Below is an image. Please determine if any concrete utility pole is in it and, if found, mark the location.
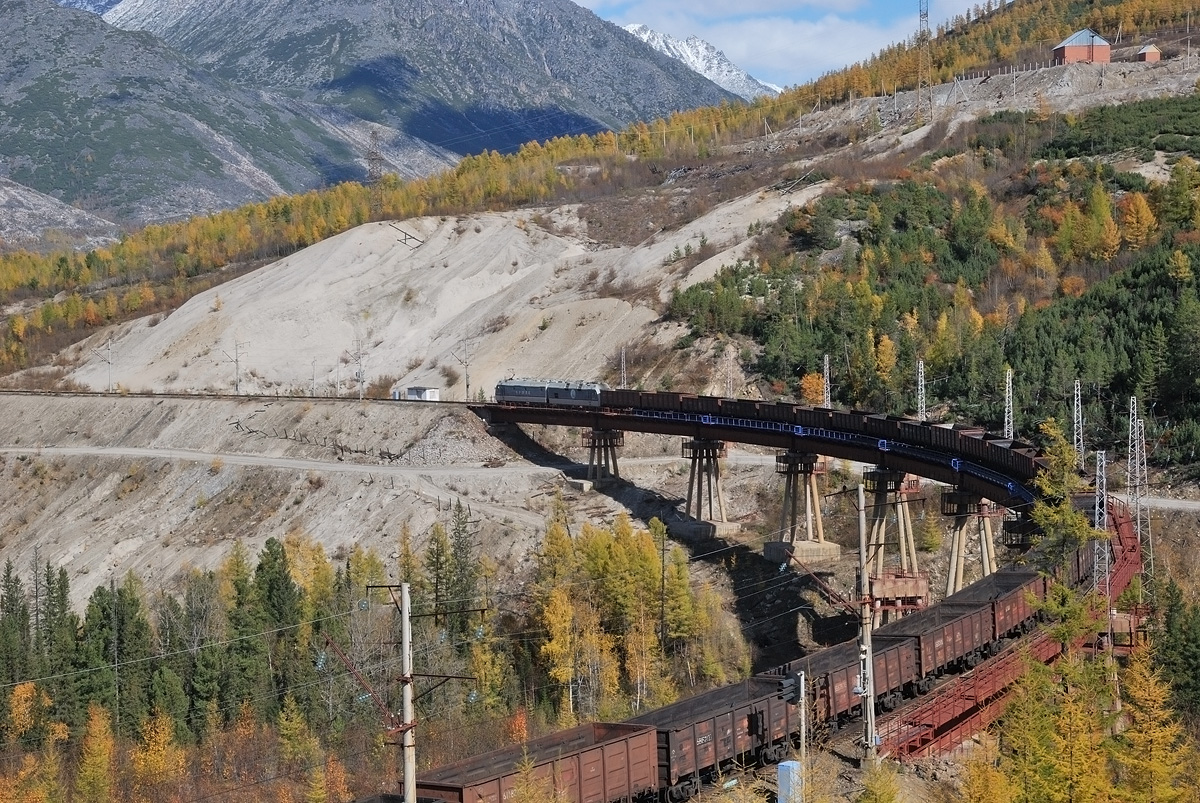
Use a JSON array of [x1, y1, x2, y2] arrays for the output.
[[799, 670, 808, 802], [91, 341, 114, 393], [401, 583, 415, 803], [857, 484, 878, 766], [221, 341, 248, 395], [450, 351, 470, 401]]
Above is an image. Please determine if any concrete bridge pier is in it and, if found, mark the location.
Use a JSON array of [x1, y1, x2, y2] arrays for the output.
[[941, 491, 999, 596], [776, 450, 824, 544], [583, 429, 623, 482], [863, 468, 927, 626], [682, 438, 728, 523]]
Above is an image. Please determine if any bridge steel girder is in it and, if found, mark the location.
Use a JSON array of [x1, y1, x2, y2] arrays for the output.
[[476, 405, 1027, 507]]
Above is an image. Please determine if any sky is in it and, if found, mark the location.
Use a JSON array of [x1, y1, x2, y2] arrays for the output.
[[574, 1, 983, 89]]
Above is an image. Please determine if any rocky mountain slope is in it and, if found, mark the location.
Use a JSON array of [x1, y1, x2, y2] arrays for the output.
[[2, 0, 457, 224], [101, 0, 739, 154], [54, 0, 117, 11], [0, 178, 119, 249], [624, 23, 780, 100], [62, 188, 806, 397]]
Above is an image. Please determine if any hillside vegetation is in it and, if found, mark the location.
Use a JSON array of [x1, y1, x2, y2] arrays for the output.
[[0, 505, 751, 802]]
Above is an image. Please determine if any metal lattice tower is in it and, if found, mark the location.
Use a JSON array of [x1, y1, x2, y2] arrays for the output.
[[1003, 368, 1014, 440], [1093, 451, 1109, 599], [1073, 379, 1084, 468], [620, 347, 627, 389], [1128, 397, 1153, 594], [917, 359, 927, 421], [918, 0, 934, 123], [726, 348, 734, 398], [823, 353, 831, 408], [366, 129, 385, 219]]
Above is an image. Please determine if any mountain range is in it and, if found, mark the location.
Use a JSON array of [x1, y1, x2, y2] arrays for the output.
[[100, 0, 737, 154], [1, 0, 743, 235], [1, 0, 456, 226], [624, 23, 780, 101]]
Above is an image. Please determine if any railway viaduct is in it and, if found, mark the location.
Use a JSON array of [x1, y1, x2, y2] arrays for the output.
[[475, 400, 1039, 504], [474, 394, 1142, 761]]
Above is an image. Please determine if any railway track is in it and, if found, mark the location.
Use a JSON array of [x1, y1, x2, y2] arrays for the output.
[[0, 386, 470, 408]]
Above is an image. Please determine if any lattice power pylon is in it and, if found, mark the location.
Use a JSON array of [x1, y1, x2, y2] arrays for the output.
[[917, 0, 934, 123], [1003, 368, 1014, 440], [1093, 451, 1110, 600], [1128, 399, 1152, 593], [823, 353, 832, 408], [917, 359, 927, 422], [367, 129, 385, 220], [1074, 379, 1084, 469]]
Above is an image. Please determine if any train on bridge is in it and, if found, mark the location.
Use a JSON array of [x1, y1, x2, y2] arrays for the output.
[[492, 379, 1048, 504]]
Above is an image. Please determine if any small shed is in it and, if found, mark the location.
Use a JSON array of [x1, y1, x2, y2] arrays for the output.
[[1137, 44, 1162, 62], [1053, 28, 1111, 65], [391, 386, 440, 401]]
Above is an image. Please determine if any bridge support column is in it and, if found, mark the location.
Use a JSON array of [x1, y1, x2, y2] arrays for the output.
[[941, 491, 1000, 595], [683, 439, 727, 523], [776, 451, 823, 543], [864, 468, 927, 626], [583, 429, 623, 482]]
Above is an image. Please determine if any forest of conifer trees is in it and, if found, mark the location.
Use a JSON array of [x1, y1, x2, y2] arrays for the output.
[[0, 499, 750, 801]]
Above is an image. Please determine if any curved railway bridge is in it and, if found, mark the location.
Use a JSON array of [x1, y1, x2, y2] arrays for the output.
[[475, 391, 1045, 512]]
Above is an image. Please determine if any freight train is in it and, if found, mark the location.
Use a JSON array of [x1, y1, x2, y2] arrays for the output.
[[415, 511, 1134, 803], [492, 379, 1049, 504]]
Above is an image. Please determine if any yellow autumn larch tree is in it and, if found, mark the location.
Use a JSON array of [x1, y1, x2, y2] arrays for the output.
[[1115, 643, 1190, 803], [74, 703, 115, 803]]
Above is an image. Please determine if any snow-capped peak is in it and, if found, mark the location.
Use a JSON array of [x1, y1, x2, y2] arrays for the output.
[[625, 23, 779, 101]]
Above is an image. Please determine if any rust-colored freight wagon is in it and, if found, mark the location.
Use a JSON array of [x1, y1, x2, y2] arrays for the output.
[[877, 602, 993, 680], [719, 399, 761, 419], [949, 570, 1046, 643], [759, 402, 797, 424], [627, 677, 794, 800], [639, 392, 683, 411], [416, 722, 657, 803], [808, 635, 918, 724], [681, 394, 720, 414], [795, 406, 834, 430], [600, 389, 642, 409]]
